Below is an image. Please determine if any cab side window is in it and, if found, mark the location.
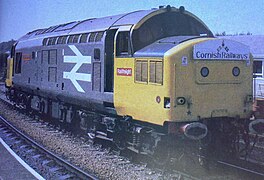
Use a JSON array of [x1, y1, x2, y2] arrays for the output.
[[116, 31, 130, 56]]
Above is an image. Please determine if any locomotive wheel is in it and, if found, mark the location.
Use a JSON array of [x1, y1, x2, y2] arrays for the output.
[[113, 131, 127, 151]]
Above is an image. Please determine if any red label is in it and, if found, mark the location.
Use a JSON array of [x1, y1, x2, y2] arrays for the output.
[[117, 68, 132, 76]]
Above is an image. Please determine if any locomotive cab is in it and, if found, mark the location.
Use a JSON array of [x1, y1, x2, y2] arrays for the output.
[[114, 6, 215, 126], [111, 6, 256, 160], [113, 6, 254, 152]]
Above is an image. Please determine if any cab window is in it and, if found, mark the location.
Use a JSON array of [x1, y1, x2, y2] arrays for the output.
[[116, 31, 131, 56]]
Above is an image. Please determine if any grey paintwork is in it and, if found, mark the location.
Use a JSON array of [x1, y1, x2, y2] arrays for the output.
[[13, 40, 112, 111], [134, 36, 199, 57], [16, 9, 158, 50], [13, 7, 173, 109]]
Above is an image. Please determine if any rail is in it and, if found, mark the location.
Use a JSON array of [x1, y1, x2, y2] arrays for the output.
[[0, 115, 98, 180]]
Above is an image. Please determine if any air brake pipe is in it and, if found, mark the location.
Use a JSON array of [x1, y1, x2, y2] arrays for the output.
[[180, 122, 208, 140]]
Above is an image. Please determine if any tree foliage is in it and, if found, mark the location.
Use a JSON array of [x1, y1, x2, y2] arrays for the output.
[[215, 32, 252, 36], [0, 39, 16, 54]]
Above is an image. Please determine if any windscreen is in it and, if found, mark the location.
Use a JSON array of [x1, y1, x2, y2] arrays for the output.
[[132, 11, 213, 52]]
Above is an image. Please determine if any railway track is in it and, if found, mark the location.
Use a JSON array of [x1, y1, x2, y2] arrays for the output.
[[166, 152, 264, 180], [0, 115, 98, 180], [217, 159, 264, 180]]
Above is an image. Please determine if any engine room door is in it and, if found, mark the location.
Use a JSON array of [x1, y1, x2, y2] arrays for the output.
[[104, 29, 117, 92]]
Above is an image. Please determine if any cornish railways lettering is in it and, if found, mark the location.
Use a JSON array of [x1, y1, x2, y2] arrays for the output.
[[193, 39, 250, 60], [195, 51, 249, 60]]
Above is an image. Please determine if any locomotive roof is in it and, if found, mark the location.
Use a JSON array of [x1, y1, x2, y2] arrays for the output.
[[15, 6, 213, 50], [18, 8, 157, 41], [134, 36, 200, 57], [17, 6, 207, 41]]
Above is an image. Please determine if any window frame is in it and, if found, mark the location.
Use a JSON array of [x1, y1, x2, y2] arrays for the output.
[[95, 31, 104, 42], [135, 59, 163, 85], [42, 38, 48, 46], [79, 33, 89, 43], [116, 31, 131, 57], [94, 48, 101, 61], [73, 34, 80, 43], [67, 35, 75, 44], [88, 32, 96, 42], [149, 60, 163, 85], [135, 60, 148, 84], [253, 60, 263, 78], [57, 36, 65, 44]]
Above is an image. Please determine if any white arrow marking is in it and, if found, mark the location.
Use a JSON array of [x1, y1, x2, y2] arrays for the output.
[[63, 45, 91, 93]]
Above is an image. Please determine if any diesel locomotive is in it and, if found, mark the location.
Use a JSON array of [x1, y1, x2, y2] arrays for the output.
[[5, 5, 261, 164]]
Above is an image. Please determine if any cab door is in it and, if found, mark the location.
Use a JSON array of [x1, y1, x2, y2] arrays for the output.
[[104, 29, 117, 92]]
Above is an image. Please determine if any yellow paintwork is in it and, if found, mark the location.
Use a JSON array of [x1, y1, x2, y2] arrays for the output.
[[5, 57, 13, 87], [114, 38, 253, 125], [167, 38, 253, 122], [114, 57, 170, 125]]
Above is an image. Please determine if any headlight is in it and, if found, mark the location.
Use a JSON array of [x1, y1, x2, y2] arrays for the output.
[[232, 67, 240, 77], [201, 67, 209, 77]]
